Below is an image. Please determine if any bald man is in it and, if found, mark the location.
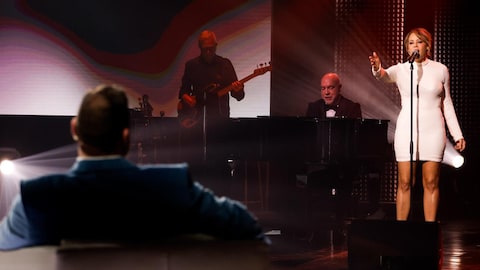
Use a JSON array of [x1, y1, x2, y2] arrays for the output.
[[306, 72, 362, 118]]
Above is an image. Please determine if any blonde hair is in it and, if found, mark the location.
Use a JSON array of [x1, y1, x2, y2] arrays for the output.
[[404, 27, 432, 58]]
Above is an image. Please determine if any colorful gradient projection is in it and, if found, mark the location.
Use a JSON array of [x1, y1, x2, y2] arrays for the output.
[[0, 0, 271, 117]]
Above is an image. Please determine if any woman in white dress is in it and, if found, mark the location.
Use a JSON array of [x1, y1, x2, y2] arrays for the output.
[[368, 27, 466, 221]]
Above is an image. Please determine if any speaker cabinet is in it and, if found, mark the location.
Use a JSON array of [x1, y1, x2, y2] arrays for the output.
[[348, 219, 442, 270]]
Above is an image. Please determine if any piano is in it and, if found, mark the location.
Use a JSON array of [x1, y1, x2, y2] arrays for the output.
[[229, 116, 390, 165], [227, 116, 390, 216], [127, 114, 390, 166]]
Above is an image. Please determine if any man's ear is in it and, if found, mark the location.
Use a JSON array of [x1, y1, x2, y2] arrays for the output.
[[71, 117, 79, 141], [121, 128, 130, 155], [122, 128, 130, 143]]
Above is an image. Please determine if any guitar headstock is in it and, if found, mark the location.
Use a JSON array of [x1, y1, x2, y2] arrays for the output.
[[253, 62, 272, 75]]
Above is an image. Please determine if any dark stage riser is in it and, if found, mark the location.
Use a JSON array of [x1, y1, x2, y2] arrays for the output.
[[348, 219, 442, 270]]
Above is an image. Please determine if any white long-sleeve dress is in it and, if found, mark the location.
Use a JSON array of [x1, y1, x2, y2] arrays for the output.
[[373, 59, 463, 162]]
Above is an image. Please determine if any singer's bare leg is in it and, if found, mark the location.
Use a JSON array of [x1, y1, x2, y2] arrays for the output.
[[396, 161, 416, 220], [422, 161, 441, 222]]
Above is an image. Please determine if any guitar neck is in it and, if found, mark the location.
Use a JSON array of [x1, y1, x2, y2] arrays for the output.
[[215, 64, 271, 97], [217, 73, 259, 97]]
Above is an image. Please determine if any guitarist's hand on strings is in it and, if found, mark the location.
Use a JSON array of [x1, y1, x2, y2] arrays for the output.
[[181, 93, 197, 107], [231, 81, 244, 92]]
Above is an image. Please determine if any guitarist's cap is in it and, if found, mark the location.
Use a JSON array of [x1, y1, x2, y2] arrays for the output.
[[198, 30, 217, 48]]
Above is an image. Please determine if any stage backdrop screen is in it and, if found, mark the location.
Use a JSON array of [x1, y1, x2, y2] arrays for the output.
[[0, 0, 271, 117]]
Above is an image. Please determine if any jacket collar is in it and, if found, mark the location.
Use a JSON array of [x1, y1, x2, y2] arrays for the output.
[[70, 157, 135, 174]]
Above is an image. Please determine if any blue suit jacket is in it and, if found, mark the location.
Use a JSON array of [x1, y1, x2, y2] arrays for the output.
[[0, 158, 267, 250]]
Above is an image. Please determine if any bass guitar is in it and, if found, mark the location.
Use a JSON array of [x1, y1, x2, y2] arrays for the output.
[[177, 63, 272, 128]]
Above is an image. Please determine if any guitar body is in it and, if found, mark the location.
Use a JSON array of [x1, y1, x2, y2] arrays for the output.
[[177, 97, 200, 129]]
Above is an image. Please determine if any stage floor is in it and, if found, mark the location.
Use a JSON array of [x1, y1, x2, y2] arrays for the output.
[[259, 212, 480, 270]]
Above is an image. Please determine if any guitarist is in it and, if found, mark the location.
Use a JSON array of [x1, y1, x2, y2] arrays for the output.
[[178, 30, 244, 127], [177, 30, 244, 193]]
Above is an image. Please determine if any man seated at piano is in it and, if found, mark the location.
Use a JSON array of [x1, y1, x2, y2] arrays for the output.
[[302, 72, 365, 226], [306, 72, 362, 118]]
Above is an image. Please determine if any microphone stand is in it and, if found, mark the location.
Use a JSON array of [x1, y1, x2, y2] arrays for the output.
[[200, 83, 218, 163], [202, 89, 207, 163], [409, 59, 414, 218]]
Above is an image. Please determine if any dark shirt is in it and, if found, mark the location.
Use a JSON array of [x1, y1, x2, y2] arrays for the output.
[[178, 55, 245, 162], [305, 95, 362, 119], [178, 55, 245, 120]]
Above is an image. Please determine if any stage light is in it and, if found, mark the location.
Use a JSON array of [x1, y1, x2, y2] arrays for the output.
[[0, 160, 15, 175], [0, 147, 20, 175], [451, 155, 464, 169], [442, 143, 465, 169]]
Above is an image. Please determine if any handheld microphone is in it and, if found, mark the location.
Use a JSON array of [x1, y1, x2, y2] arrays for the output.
[[407, 50, 419, 63]]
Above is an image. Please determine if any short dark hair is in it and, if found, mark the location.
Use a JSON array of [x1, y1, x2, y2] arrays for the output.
[[76, 84, 130, 154]]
